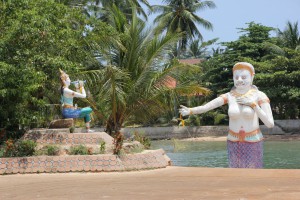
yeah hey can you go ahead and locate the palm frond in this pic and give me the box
[175,84,210,97]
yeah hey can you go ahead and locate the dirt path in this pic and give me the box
[0,166,299,200]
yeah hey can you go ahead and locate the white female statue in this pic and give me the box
[59,69,93,133]
[179,62,274,168]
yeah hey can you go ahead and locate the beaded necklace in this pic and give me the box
[230,88,256,98]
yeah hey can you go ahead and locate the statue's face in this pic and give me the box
[233,69,253,89]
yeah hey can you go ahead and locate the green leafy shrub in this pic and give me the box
[184,115,200,126]
[15,140,37,157]
[0,139,37,157]
[214,113,227,125]
[0,148,4,157]
[47,145,60,156]
[1,139,16,157]
[69,126,75,133]
[200,111,228,125]
[0,129,26,146]
[99,141,106,154]
[35,145,60,156]
[69,145,89,155]
[156,117,168,125]
[132,131,151,149]
[45,145,60,156]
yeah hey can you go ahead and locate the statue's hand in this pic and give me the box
[74,82,80,89]
[74,81,84,89]
[179,105,190,116]
[78,81,85,88]
[236,97,256,108]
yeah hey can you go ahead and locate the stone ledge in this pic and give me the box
[0,149,170,175]
[28,128,71,134]
[22,132,114,145]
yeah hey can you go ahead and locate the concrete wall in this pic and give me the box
[120,120,300,140]
[274,119,300,133]
[0,149,171,175]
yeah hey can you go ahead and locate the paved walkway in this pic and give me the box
[0,166,299,200]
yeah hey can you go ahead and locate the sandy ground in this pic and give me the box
[0,166,300,200]
[1,135,299,199]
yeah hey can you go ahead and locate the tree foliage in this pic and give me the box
[152,0,215,53]
[87,0,151,22]
[255,49,300,119]
[277,21,300,50]
[0,0,117,129]
[200,22,300,120]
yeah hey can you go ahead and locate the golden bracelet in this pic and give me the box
[75,87,82,93]
[250,102,257,108]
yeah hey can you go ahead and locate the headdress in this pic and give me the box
[232,62,255,76]
[59,68,67,80]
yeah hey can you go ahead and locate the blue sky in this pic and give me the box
[146,0,300,46]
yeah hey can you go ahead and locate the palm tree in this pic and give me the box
[260,21,300,60]
[277,21,300,50]
[152,0,216,55]
[211,47,225,57]
[185,38,218,58]
[87,0,151,22]
[80,6,210,154]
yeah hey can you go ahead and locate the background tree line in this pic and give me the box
[198,22,300,122]
[0,0,299,152]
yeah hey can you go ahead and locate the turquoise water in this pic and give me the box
[151,140,300,169]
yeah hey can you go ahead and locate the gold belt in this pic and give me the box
[229,129,260,142]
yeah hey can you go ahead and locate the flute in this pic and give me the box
[71,80,86,85]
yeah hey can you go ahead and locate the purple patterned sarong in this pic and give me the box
[227,140,263,168]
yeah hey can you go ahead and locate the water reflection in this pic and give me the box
[151,140,300,169]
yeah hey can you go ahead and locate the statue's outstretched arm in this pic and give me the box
[180,96,225,116]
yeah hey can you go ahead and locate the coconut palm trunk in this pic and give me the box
[105,114,124,154]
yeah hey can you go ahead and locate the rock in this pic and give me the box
[170,117,179,126]
[49,118,74,129]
